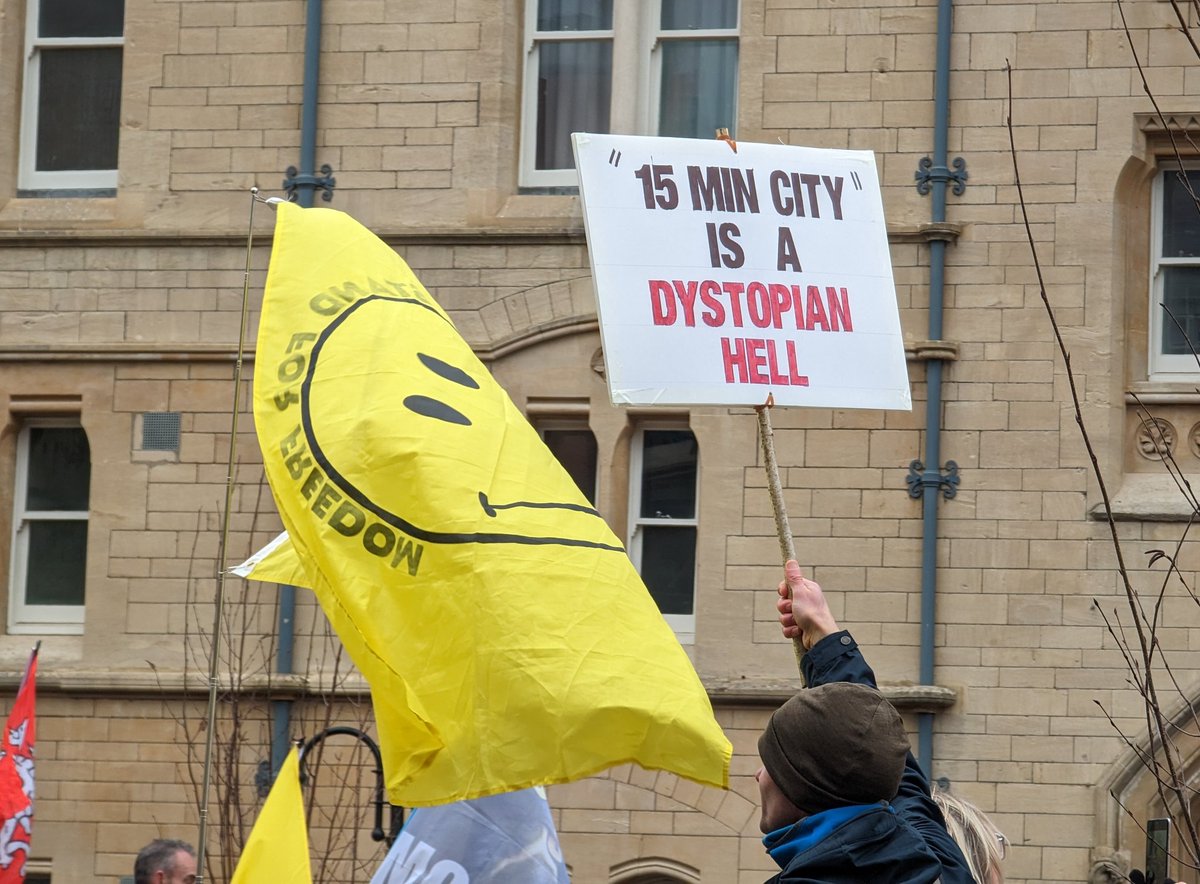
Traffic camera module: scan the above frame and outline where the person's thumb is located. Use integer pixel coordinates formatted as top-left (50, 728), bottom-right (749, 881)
top-left (784, 559), bottom-right (803, 586)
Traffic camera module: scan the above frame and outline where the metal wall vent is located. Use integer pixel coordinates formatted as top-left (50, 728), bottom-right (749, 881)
top-left (141, 412), bottom-right (181, 451)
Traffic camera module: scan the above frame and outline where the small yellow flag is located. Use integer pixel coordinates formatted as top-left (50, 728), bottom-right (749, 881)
top-left (230, 747), bottom-right (311, 884)
top-left (246, 203), bottom-right (731, 807)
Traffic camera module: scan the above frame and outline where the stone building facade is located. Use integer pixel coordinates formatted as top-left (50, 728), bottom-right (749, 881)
top-left (0, 0), bottom-right (1197, 881)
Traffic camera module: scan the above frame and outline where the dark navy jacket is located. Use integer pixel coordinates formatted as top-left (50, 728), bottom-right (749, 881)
top-left (763, 632), bottom-right (977, 884)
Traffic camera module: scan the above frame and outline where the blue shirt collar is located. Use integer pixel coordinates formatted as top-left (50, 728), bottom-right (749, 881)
top-left (763, 804), bottom-right (892, 869)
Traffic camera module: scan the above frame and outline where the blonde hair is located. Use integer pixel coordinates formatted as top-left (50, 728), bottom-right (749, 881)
top-left (932, 785), bottom-right (1006, 884)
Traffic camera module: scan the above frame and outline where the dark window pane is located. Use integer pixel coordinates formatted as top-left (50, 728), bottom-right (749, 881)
top-left (640, 430), bottom-right (697, 519)
top-left (662, 0), bottom-right (737, 30)
top-left (543, 428), bottom-right (598, 504)
top-left (27, 426), bottom-right (91, 511)
top-left (1161, 267), bottom-right (1200, 357)
top-left (536, 41), bottom-right (611, 170)
top-left (1163, 170), bottom-right (1200, 258)
top-left (37, 46), bottom-right (122, 172)
top-left (538, 0), bottom-right (612, 32)
top-left (24, 520), bottom-right (88, 606)
top-left (40, 0), bottom-right (124, 37)
top-left (659, 39), bottom-right (738, 140)
top-left (640, 526), bottom-right (696, 615)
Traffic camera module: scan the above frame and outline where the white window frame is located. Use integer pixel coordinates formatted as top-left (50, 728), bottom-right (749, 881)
top-left (9, 419), bottom-right (89, 635)
top-left (627, 424), bottom-right (698, 643)
top-left (520, 2), bottom-right (613, 189)
top-left (519, 0), bottom-right (739, 188)
top-left (1150, 164), bottom-right (1200, 379)
top-left (644, 4), bottom-right (741, 140)
top-left (18, 0), bottom-right (123, 191)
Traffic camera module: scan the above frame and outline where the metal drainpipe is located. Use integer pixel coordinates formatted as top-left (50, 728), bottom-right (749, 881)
top-left (271, 0), bottom-right (333, 777)
top-left (270, 585), bottom-right (297, 777)
top-left (284, 0), bottom-right (335, 207)
top-left (909, 0), bottom-right (966, 775)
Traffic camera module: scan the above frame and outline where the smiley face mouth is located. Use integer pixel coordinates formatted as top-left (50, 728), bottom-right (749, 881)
top-left (300, 294), bottom-right (622, 551)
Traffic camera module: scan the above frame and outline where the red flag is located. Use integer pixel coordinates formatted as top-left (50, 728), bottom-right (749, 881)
top-left (0, 646), bottom-right (37, 884)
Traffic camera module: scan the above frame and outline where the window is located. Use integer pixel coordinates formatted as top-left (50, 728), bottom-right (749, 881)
top-left (9, 421), bottom-right (90, 633)
top-left (520, 0), bottom-right (739, 188)
top-left (19, 0), bottom-right (124, 193)
top-left (628, 427), bottom-right (698, 641)
top-left (539, 421), bottom-right (599, 504)
top-left (1150, 166), bottom-right (1200, 377)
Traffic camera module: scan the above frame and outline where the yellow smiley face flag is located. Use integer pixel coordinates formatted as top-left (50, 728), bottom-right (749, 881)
top-left (245, 202), bottom-right (731, 806)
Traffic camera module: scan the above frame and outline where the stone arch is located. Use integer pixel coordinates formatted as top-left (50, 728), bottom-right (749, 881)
top-left (1091, 687), bottom-right (1200, 881)
top-left (593, 763), bottom-right (758, 836)
top-left (471, 276), bottom-right (598, 360)
top-left (549, 765), bottom-right (753, 882)
top-left (475, 315), bottom-right (599, 364)
top-left (609, 856), bottom-right (701, 883)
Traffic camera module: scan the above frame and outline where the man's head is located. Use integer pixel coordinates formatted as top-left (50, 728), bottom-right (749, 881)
top-left (134, 839), bottom-right (197, 884)
top-left (756, 682), bottom-right (909, 833)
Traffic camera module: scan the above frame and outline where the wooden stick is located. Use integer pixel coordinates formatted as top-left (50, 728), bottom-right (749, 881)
top-left (755, 396), bottom-right (806, 676)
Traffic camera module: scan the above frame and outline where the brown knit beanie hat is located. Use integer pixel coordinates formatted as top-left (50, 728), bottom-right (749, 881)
top-left (757, 682), bottom-right (909, 814)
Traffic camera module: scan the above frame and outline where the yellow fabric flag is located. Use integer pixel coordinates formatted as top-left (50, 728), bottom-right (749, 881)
top-left (230, 746), bottom-right (312, 884)
top-left (247, 202), bottom-right (731, 807)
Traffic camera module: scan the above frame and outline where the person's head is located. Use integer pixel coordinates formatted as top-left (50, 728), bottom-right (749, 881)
top-left (134, 839), bottom-right (197, 884)
top-left (756, 682), bottom-right (909, 833)
top-left (931, 786), bottom-right (1006, 884)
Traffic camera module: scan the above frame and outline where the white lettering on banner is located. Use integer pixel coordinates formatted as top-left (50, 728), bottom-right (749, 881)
top-left (385, 833), bottom-right (469, 884)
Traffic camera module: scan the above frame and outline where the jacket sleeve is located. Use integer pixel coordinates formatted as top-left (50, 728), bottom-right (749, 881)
top-left (800, 632), bottom-right (978, 884)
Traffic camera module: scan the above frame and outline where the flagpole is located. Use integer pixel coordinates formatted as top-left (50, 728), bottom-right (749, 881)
top-left (195, 188), bottom-right (262, 883)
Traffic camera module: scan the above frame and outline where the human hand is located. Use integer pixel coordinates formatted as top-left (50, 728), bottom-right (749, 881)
top-left (776, 560), bottom-right (840, 650)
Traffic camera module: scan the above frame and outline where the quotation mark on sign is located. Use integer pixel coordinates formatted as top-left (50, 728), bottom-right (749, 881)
top-left (850, 171), bottom-right (862, 191)
top-left (608, 149), bottom-right (622, 167)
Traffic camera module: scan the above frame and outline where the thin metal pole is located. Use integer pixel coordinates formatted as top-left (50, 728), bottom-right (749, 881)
top-left (195, 188), bottom-right (261, 883)
top-left (755, 397), bottom-right (805, 675)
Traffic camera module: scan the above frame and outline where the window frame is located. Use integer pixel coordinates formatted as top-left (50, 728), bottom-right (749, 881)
top-left (519, 1), bottom-right (614, 189)
top-left (8, 418), bottom-right (90, 635)
top-left (626, 423), bottom-right (698, 644)
top-left (1149, 163), bottom-right (1200, 379)
top-left (646, 3), bottom-right (740, 142)
top-left (519, 0), bottom-right (739, 189)
top-left (18, 0), bottom-right (124, 192)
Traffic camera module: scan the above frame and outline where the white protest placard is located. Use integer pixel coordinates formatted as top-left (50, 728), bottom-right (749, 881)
top-left (572, 133), bottom-right (911, 411)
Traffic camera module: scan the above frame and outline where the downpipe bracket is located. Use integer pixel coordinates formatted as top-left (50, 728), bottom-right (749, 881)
top-left (907, 459), bottom-right (960, 500)
top-left (915, 156), bottom-right (968, 196)
top-left (283, 164), bottom-right (337, 202)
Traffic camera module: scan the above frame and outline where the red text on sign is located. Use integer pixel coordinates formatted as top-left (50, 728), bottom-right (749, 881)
top-left (648, 279), bottom-right (853, 332)
top-left (721, 338), bottom-right (809, 386)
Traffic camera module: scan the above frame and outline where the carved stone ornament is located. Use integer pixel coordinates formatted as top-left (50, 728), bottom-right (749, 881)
top-left (1136, 417), bottom-right (1177, 460)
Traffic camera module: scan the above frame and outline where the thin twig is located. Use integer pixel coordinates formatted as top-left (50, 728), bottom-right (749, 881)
top-left (1007, 59), bottom-right (1200, 871)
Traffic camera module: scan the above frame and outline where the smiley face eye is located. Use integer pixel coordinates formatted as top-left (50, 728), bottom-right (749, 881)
top-left (402, 352), bottom-right (479, 425)
top-left (418, 352), bottom-right (479, 389)
top-left (404, 395), bottom-right (471, 425)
